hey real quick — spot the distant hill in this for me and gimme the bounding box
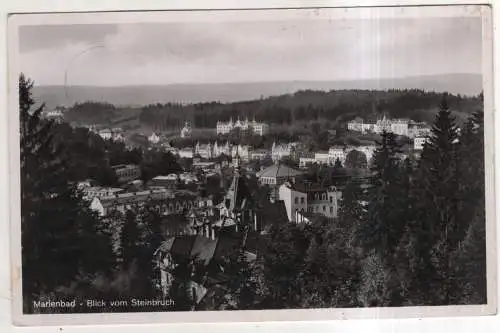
[32,73,482,109]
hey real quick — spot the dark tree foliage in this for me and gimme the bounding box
[19,73,115,313]
[140,149,182,183]
[136,89,481,130]
[357,131,404,255]
[345,149,368,169]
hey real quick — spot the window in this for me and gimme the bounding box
[322,194,326,200]
[330,207,333,213]
[295,197,298,204]
[300,197,305,204]
[323,206,326,212]
[330,196,333,203]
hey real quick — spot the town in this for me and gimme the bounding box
[16,8,488,318]
[40,104,442,304]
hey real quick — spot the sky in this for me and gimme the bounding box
[18,16,482,86]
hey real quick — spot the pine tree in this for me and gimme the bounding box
[357,131,403,255]
[411,96,462,304]
[19,73,114,312]
[453,205,486,304]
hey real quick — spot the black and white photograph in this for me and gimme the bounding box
[8,4,496,324]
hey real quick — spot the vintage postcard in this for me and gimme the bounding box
[8,4,496,326]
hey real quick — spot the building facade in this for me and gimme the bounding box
[278,182,342,223]
[414,136,430,150]
[149,132,160,144]
[180,121,192,138]
[271,142,297,162]
[111,164,141,183]
[216,118,269,136]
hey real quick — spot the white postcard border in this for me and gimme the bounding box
[6,4,497,326]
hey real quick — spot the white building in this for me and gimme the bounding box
[42,108,65,122]
[390,119,410,136]
[82,186,124,201]
[178,147,194,159]
[216,117,269,136]
[251,121,270,136]
[314,152,330,165]
[375,115,393,133]
[195,142,214,159]
[231,144,252,161]
[271,142,297,162]
[299,157,316,168]
[98,128,124,142]
[348,115,414,137]
[408,123,432,138]
[414,137,429,150]
[278,182,342,223]
[180,121,192,138]
[251,150,270,161]
[149,132,160,144]
[98,129,113,140]
[328,146,348,165]
[213,141,231,157]
[347,117,375,134]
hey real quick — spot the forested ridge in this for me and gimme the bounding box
[62,89,482,131]
[20,73,486,312]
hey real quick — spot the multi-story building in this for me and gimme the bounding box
[148,132,160,144]
[231,144,252,161]
[257,164,305,187]
[149,174,179,189]
[42,107,65,123]
[90,189,172,216]
[90,188,212,217]
[251,149,271,161]
[299,157,316,168]
[390,119,410,136]
[408,123,432,138]
[271,142,298,162]
[375,115,393,133]
[194,142,214,159]
[99,128,124,142]
[180,121,192,138]
[314,152,330,165]
[111,164,141,183]
[82,186,124,201]
[213,141,232,157]
[216,117,269,136]
[328,146,348,165]
[347,117,376,134]
[414,137,430,150]
[178,147,194,159]
[251,121,270,136]
[278,182,342,223]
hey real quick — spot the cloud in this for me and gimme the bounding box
[19,24,117,53]
[18,16,482,86]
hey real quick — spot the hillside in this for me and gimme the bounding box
[32,74,482,109]
[60,88,483,137]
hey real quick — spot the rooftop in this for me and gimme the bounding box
[256,164,305,179]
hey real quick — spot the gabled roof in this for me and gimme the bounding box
[256,164,304,179]
[156,233,244,266]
